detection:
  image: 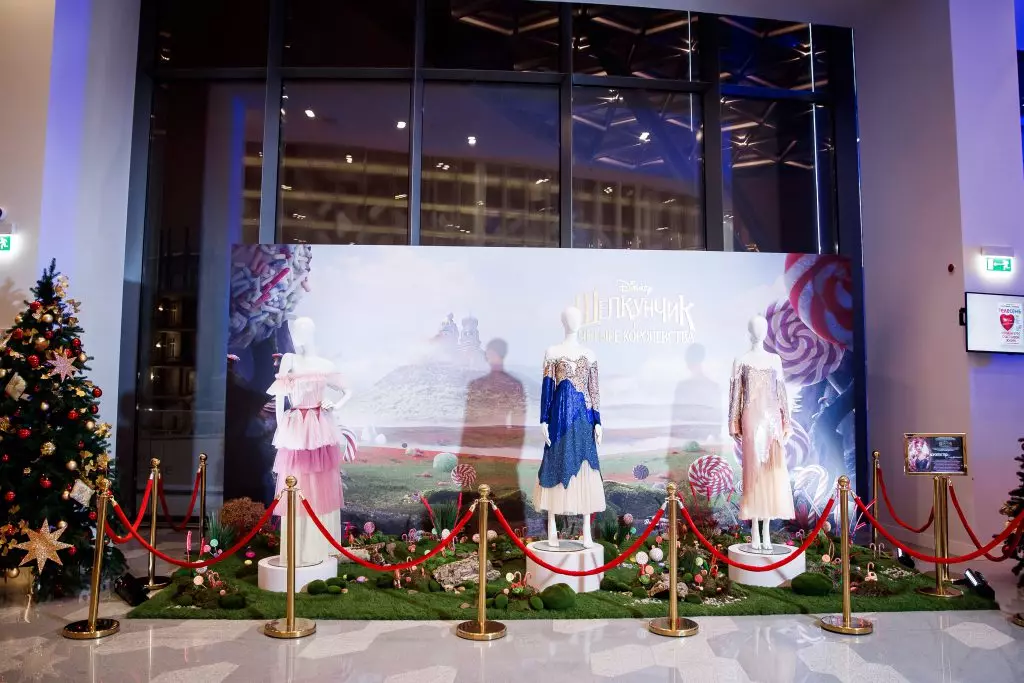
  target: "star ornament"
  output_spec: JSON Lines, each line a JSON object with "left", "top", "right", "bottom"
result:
{"left": 46, "top": 350, "right": 78, "bottom": 381}
{"left": 15, "top": 519, "right": 73, "bottom": 573}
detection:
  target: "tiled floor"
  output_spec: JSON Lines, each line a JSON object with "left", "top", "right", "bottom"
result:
{"left": 0, "top": 541, "right": 1021, "bottom": 682}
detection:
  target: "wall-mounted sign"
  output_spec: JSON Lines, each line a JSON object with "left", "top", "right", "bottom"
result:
{"left": 0, "top": 235, "right": 11, "bottom": 252}
{"left": 984, "top": 256, "right": 1013, "bottom": 273}
{"left": 904, "top": 433, "right": 968, "bottom": 476}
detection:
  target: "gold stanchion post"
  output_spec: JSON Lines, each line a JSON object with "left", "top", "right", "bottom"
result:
{"left": 917, "top": 475, "right": 961, "bottom": 598}
{"left": 871, "top": 450, "right": 881, "bottom": 548}
{"left": 820, "top": 475, "right": 873, "bottom": 635}
{"left": 63, "top": 478, "right": 120, "bottom": 639}
{"left": 143, "top": 458, "right": 171, "bottom": 590}
{"left": 649, "top": 482, "right": 699, "bottom": 637}
{"left": 264, "top": 476, "right": 316, "bottom": 639}
{"left": 456, "top": 484, "right": 506, "bottom": 641}
{"left": 198, "top": 453, "right": 208, "bottom": 542}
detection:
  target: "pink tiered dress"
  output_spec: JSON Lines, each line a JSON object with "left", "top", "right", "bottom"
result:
{"left": 268, "top": 371, "right": 343, "bottom": 565}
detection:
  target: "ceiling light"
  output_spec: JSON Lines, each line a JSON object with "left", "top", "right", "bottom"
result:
{"left": 396, "top": 121, "right": 407, "bottom": 129}
{"left": 442, "top": 164, "right": 450, "bottom": 171}
{"left": 639, "top": 131, "right": 650, "bottom": 142}
{"left": 345, "top": 155, "right": 353, "bottom": 164}
{"left": 535, "top": 178, "right": 550, "bottom": 185}
{"left": 304, "top": 109, "right": 316, "bottom": 118}
{"left": 603, "top": 186, "right": 614, "bottom": 194}
{"left": 280, "top": 184, "right": 293, "bottom": 191}
{"left": 395, "top": 193, "right": 408, "bottom": 200}
{"left": 467, "top": 136, "right": 477, "bottom": 146}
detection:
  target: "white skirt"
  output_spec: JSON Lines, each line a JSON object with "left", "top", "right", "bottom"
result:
{"left": 532, "top": 461, "right": 607, "bottom": 515}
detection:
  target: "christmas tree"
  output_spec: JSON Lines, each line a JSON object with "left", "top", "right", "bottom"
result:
{"left": 1003, "top": 438, "right": 1024, "bottom": 587}
{"left": 0, "top": 261, "right": 125, "bottom": 599}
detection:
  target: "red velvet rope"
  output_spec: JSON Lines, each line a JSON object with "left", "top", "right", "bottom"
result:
{"left": 854, "top": 495, "right": 1024, "bottom": 564}
{"left": 111, "top": 496, "right": 279, "bottom": 568}
{"left": 680, "top": 498, "right": 835, "bottom": 571}
{"left": 302, "top": 497, "right": 474, "bottom": 572}
{"left": 493, "top": 505, "right": 665, "bottom": 577}
{"left": 948, "top": 484, "right": 1024, "bottom": 562}
{"left": 158, "top": 470, "right": 201, "bottom": 532}
{"left": 876, "top": 468, "right": 934, "bottom": 533}
{"left": 105, "top": 478, "right": 154, "bottom": 544}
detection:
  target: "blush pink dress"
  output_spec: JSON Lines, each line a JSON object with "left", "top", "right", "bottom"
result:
{"left": 268, "top": 371, "right": 343, "bottom": 564}
{"left": 728, "top": 360, "right": 795, "bottom": 521}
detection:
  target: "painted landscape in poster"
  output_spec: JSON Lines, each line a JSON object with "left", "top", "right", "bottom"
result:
{"left": 225, "top": 245, "right": 856, "bottom": 536}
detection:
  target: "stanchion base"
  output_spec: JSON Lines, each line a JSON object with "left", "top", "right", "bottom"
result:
{"left": 819, "top": 614, "right": 873, "bottom": 636}
{"left": 648, "top": 616, "right": 699, "bottom": 638}
{"left": 915, "top": 585, "right": 962, "bottom": 598}
{"left": 62, "top": 618, "right": 120, "bottom": 640}
{"left": 141, "top": 575, "right": 171, "bottom": 591}
{"left": 263, "top": 618, "right": 316, "bottom": 639}
{"left": 455, "top": 620, "right": 507, "bottom": 641}
{"left": 1010, "top": 613, "right": 1024, "bottom": 628}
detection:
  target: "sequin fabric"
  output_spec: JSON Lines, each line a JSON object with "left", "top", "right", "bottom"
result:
{"left": 543, "top": 356, "right": 600, "bottom": 413}
{"left": 537, "top": 354, "right": 604, "bottom": 494}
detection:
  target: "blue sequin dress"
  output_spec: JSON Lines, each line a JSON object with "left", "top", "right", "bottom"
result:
{"left": 533, "top": 355, "right": 607, "bottom": 515}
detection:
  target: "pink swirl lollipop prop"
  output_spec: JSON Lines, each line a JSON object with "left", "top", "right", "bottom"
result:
{"left": 764, "top": 298, "right": 844, "bottom": 386}
{"left": 687, "top": 454, "right": 734, "bottom": 501}
{"left": 451, "top": 464, "right": 477, "bottom": 489}
{"left": 784, "top": 254, "right": 853, "bottom": 348}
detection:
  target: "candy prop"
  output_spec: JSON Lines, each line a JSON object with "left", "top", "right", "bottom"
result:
{"left": 229, "top": 245, "right": 313, "bottom": 349}
{"left": 764, "top": 298, "right": 844, "bottom": 386}
{"left": 633, "top": 464, "right": 650, "bottom": 481}
{"left": 338, "top": 426, "right": 357, "bottom": 463}
{"left": 784, "top": 254, "right": 853, "bottom": 348}
{"left": 450, "top": 464, "right": 477, "bottom": 489}
{"left": 687, "top": 454, "right": 735, "bottom": 501}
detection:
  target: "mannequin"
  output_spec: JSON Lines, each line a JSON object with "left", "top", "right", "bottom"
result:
{"left": 268, "top": 317, "right": 352, "bottom": 565}
{"left": 728, "top": 315, "right": 795, "bottom": 551}
{"left": 534, "top": 306, "right": 606, "bottom": 548}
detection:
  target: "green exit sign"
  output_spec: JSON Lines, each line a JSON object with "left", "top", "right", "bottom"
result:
{"left": 0, "top": 235, "right": 11, "bottom": 252}
{"left": 985, "top": 256, "right": 1013, "bottom": 272}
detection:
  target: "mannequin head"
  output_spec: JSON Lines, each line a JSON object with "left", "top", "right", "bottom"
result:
{"left": 748, "top": 314, "right": 768, "bottom": 346}
{"left": 290, "top": 317, "right": 317, "bottom": 355}
{"left": 561, "top": 306, "right": 583, "bottom": 335}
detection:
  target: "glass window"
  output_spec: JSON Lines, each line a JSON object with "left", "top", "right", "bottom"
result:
{"left": 573, "top": 6, "right": 698, "bottom": 80}
{"left": 284, "top": 0, "right": 416, "bottom": 68}
{"left": 572, "top": 87, "right": 703, "bottom": 250}
{"left": 421, "top": 83, "right": 560, "bottom": 247}
{"left": 719, "top": 18, "right": 828, "bottom": 92}
{"left": 138, "top": 82, "right": 265, "bottom": 488}
{"left": 277, "top": 82, "right": 411, "bottom": 245}
{"left": 721, "top": 98, "right": 835, "bottom": 254}
{"left": 424, "top": 0, "right": 560, "bottom": 72}
{"left": 155, "top": 0, "right": 270, "bottom": 68}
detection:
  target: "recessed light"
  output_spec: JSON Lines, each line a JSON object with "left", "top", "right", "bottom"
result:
{"left": 467, "top": 136, "right": 477, "bottom": 146}
{"left": 639, "top": 131, "right": 650, "bottom": 142}
{"left": 396, "top": 121, "right": 407, "bottom": 129}
{"left": 345, "top": 155, "right": 353, "bottom": 164}
{"left": 304, "top": 109, "right": 316, "bottom": 118}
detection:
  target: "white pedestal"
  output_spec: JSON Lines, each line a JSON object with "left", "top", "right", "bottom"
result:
{"left": 526, "top": 541, "right": 604, "bottom": 594}
{"left": 257, "top": 556, "right": 338, "bottom": 593}
{"left": 727, "top": 543, "right": 804, "bottom": 587}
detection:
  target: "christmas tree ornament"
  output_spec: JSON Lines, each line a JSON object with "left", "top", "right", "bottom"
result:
{"left": 40, "top": 402, "right": 49, "bottom": 411}
{"left": 87, "top": 511, "right": 96, "bottom": 521}
{"left": 14, "top": 519, "right": 73, "bottom": 572}
{"left": 3, "top": 491, "right": 14, "bottom": 502}
{"left": 44, "top": 330, "right": 53, "bottom": 339}
{"left": 17, "top": 428, "right": 30, "bottom": 439}
{"left": 61, "top": 490, "right": 70, "bottom": 501}
{"left": 4, "top": 567, "right": 19, "bottom": 579}
{"left": 23, "top": 467, "right": 32, "bottom": 475}
{"left": 77, "top": 441, "right": 84, "bottom": 449}
{"left": 67, "top": 410, "right": 79, "bottom": 420}
{"left": 46, "top": 351, "right": 77, "bottom": 381}
{"left": 85, "top": 421, "right": 95, "bottom": 431}
{"left": 40, "top": 442, "right": 55, "bottom": 456}
{"left": 29, "top": 301, "right": 42, "bottom": 312}
{"left": 71, "top": 338, "right": 81, "bottom": 348}
{"left": 12, "top": 329, "right": 24, "bottom": 340}
{"left": 42, "top": 314, "right": 54, "bottom": 324}
{"left": 1, "top": 454, "right": 8, "bottom": 462}
{"left": 78, "top": 353, "right": 87, "bottom": 362}
{"left": 34, "top": 339, "right": 49, "bottom": 352}
{"left": 65, "top": 460, "right": 78, "bottom": 471}
{"left": 0, "top": 416, "right": 9, "bottom": 431}
{"left": 5, "top": 373, "right": 26, "bottom": 399}
{"left": 27, "top": 355, "right": 40, "bottom": 369}
{"left": 40, "top": 476, "right": 52, "bottom": 489}
{"left": 67, "top": 546, "right": 76, "bottom": 556}
{"left": 0, "top": 368, "right": 6, "bottom": 378}
{"left": 89, "top": 405, "right": 98, "bottom": 414}
{"left": 92, "top": 387, "right": 102, "bottom": 398}
{"left": 70, "top": 480, "right": 93, "bottom": 506}
{"left": 56, "top": 520, "right": 67, "bottom": 529}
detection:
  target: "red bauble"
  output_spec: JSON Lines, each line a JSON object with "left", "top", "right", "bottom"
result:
{"left": 3, "top": 491, "right": 14, "bottom": 502}
{"left": 12, "top": 329, "right": 23, "bottom": 340}
{"left": 44, "top": 331, "right": 53, "bottom": 339}
{"left": 27, "top": 355, "right": 40, "bottom": 369}
{"left": 77, "top": 441, "right": 84, "bottom": 449}
{"left": 67, "top": 546, "right": 76, "bottom": 556}
{"left": 88, "top": 511, "right": 97, "bottom": 521}
{"left": 67, "top": 410, "right": 79, "bottom": 421}
{"left": 1, "top": 454, "right": 8, "bottom": 462}
{"left": 89, "top": 405, "right": 98, "bottom": 414}
{"left": 40, "top": 476, "right": 51, "bottom": 489}
{"left": 16, "top": 428, "right": 30, "bottom": 439}
{"left": 29, "top": 301, "right": 42, "bottom": 312}
{"left": 92, "top": 387, "right": 102, "bottom": 398}
{"left": 71, "top": 338, "right": 82, "bottom": 349}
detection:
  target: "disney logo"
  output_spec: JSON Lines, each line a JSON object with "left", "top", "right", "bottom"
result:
{"left": 616, "top": 280, "right": 653, "bottom": 295}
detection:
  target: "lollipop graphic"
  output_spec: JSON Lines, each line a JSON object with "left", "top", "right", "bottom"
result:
{"left": 784, "top": 254, "right": 853, "bottom": 348}
{"left": 229, "top": 244, "right": 313, "bottom": 349}
{"left": 687, "top": 454, "right": 735, "bottom": 501}
{"left": 451, "top": 464, "right": 477, "bottom": 489}
{"left": 633, "top": 464, "right": 650, "bottom": 482}
{"left": 764, "top": 298, "right": 844, "bottom": 386}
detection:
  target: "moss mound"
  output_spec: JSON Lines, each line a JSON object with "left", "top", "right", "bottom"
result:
{"left": 307, "top": 580, "right": 329, "bottom": 596}
{"left": 494, "top": 594, "right": 509, "bottom": 609}
{"left": 539, "top": 583, "right": 576, "bottom": 611}
{"left": 529, "top": 596, "right": 544, "bottom": 611}
{"left": 218, "top": 593, "right": 246, "bottom": 610}
{"left": 792, "top": 572, "right": 833, "bottom": 596}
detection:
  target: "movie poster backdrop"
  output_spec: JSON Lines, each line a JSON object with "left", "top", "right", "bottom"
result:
{"left": 225, "top": 245, "right": 856, "bottom": 535}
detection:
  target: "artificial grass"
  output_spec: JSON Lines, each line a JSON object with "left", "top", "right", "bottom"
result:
{"left": 128, "top": 548, "right": 998, "bottom": 621}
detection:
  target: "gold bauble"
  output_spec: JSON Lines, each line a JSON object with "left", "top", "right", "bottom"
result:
{"left": 79, "top": 353, "right": 87, "bottom": 362}
{"left": 34, "top": 339, "right": 49, "bottom": 351}
{"left": 0, "top": 368, "right": 6, "bottom": 378}
{"left": 23, "top": 467, "right": 31, "bottom": 475}
{"left": 85, "top": 421, "right": 95, "bottom": 431}
{"left": 61, "top": 490, "right": 70, "bottom": 501}
{"left": 65, "top": 460, "right": 78, "bottom": 471}
{"left": 13, "top": 314, "right": 22, "bottom": 324}
{"left": 4, "top": 567, "right": 19, "bottom": 579}
{"left": 40, "top": 442, "right": 56, "bottom": 456}
{"left": 56, "top": 520, "right": 67, "bottom": 529}
{"left": 42, "top": 314, "right": 54, "bottom": 324}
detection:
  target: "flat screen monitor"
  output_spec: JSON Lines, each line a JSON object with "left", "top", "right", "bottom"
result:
{"left": 965, "top": 292, "right": 1024, "bottom": 354}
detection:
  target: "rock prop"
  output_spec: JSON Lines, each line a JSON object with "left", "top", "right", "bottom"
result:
{"left": 431, "top": 551, "right": 500, "bottom": 590}
{"left": 647, "top": 576, "right": 689, "bottom": 599}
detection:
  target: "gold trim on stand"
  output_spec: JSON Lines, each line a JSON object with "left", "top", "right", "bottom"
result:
{"left": 264, "top": 477, "right": 316, "bottom": 639}
{"left": 142, "top": 459, "right": 171, "bottom": 590}
{"left": 456, "top": 484, "right": 507, "bottom": 642}
{"left": 916, "top": 475, "right": 962, "bottom": 599}
{"left": 198, "top": 453, "right": 208, "bottom": 543}
{"left": 820, "top": 475, "right": 874, "bottom": 636}
{"left": 649, "top": 482, "right": 699, "bottom": 638}
{"left": 63, "top": 478, "right": 120, "bottom": 640}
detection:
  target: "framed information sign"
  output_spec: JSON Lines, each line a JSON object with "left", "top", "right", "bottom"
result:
{"left": 903, "top": 433, "right": 968, "bottom": 476}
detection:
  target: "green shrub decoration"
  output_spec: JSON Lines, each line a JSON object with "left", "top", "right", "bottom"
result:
{"left": 428, "top": 579, "right": 442, "bottom": 592}
{"left": 529, "top": 596, "right": 544, "bottom": 611}
{"left": 494, "top": 594, "right": 509, "bottom": 609}
{"left": 685, "top": 592, "right": 703, "bottom": 604}
{"left": 791, "top": 572, "right": 833, "bottom": 596}
{"left": 307, "top": 580, "right": 329, "bottom": 595}
{"left": 598, "top": 540, "right": 619, "bottom": 561}
{"left": 539, "top": 584, "right": 576, "bottom": 610}
{"left": 485, "top": 583, "right": 505, "bottom": 598}
{"left": 327, "top": 585, "right": 343, "bottom": 595}
{"left": 600, "top": 577, "right": 631, "bottom": 592}
{"left": 236, "top": 561, "right": 258, "bottom": 579}
{"left": 631, "top": 586, "right": 648, "bottom": 598}
{"left": 173, "top": 593, "right": 194, "bottom": 607}
{"left": 376, "top": 574, "right": 395, "bottom": 589}
{"left": 218, "top": 593, "right": 246, "bottom": 610}
{"left": 681, "top": 573, "right": 694, "bottom": 583}
{"left": 485, "top": 598, "right": 495, "bottom": 608}
{"left": 326, "top": 577, "right": 346, "bottom": 588}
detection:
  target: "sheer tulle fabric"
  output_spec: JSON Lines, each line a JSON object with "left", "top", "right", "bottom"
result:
{"left": 533, "top": 461, "right": 606, "bottom": 515}
{"left": 273, "top": 444, "right": 343, "bottom": 513}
